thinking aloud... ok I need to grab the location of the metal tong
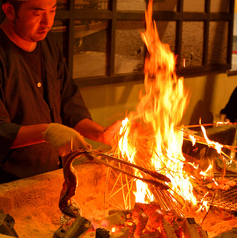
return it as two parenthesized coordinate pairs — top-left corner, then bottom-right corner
(75, 150), (171, 190)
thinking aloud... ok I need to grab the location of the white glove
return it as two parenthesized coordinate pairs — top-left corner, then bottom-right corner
(42, 123), (92, 157)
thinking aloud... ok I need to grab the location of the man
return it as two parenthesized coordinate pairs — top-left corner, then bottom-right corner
(220, 87), (237, 123)
(0, 0), (121, 183)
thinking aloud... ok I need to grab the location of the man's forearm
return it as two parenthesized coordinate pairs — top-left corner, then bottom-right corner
(11, 124), (49, 149)
(74, 118), (122, 145)
(10, 118), (121, 149)
(74, 118), (107, 144)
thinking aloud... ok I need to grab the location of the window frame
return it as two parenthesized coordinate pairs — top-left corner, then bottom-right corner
(54, 0), (235, 86)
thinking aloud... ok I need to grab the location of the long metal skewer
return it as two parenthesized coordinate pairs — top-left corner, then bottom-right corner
(69, 150), (170, 190)
(86, 152), (169, 190)
(94, 152), (171, 182)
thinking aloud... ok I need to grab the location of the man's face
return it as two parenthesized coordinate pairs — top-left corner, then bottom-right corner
(13, 0), (57, 42)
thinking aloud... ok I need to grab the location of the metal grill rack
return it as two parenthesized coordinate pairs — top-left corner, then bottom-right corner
(198, 173), (237, 211)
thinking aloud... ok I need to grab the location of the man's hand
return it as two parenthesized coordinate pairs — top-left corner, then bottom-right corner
(74, 118), (123, 146)
(103, 120), (123, 145)
(42, 123), (91, 157)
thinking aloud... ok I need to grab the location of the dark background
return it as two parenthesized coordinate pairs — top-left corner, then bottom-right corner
(0, 0), (3, 24)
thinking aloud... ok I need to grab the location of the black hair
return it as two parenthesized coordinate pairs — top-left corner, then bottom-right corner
(3, 0), (26, 14)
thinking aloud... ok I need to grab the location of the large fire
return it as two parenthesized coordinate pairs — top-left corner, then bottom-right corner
(111, 0), (234, 212)
(112, 0), (194, 207)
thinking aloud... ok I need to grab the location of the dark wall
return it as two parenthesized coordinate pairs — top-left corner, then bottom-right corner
(0, 0), (4, 24)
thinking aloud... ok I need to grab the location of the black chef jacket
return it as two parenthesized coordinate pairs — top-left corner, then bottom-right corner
(0, 29), (92, 179)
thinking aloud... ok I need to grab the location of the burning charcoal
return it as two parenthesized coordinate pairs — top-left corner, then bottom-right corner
(134, 202), (162, 217)
(170, 221), (184, 238)
(132, 205), (143, 219)
(133, 202), (172, 234)
(110, 227), (130, 238)
(196, 224), (208, 238)
(99, 212), (126, 231)
(142, 229), (162, 238)
(164, 211), (178, 223)
(145, 210), (163, 232)
(160, 218), (177, 238)
(183, 218), (201, 238)
(124, 219), (136, 237)
(132, 206), (144, 220)
(53, 215), (91, 238)
(96, 228), (110, 238)
(132, 211), (148, 238)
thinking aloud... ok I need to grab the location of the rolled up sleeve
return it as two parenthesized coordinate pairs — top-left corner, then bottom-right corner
(0, 120), (21, 165)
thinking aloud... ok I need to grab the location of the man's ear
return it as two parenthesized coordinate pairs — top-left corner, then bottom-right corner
(2, 3), (16, 20)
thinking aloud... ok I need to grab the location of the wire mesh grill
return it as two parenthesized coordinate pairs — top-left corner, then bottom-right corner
(197, 173), (237, 211)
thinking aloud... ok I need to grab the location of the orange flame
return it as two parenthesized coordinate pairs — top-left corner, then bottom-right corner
(113, 0), (198, 206)
(201, 125), (223, 154)
(112, 0), (232, 210)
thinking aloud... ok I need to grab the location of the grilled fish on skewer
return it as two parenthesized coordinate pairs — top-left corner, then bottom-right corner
(59, 150), (85, 218)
